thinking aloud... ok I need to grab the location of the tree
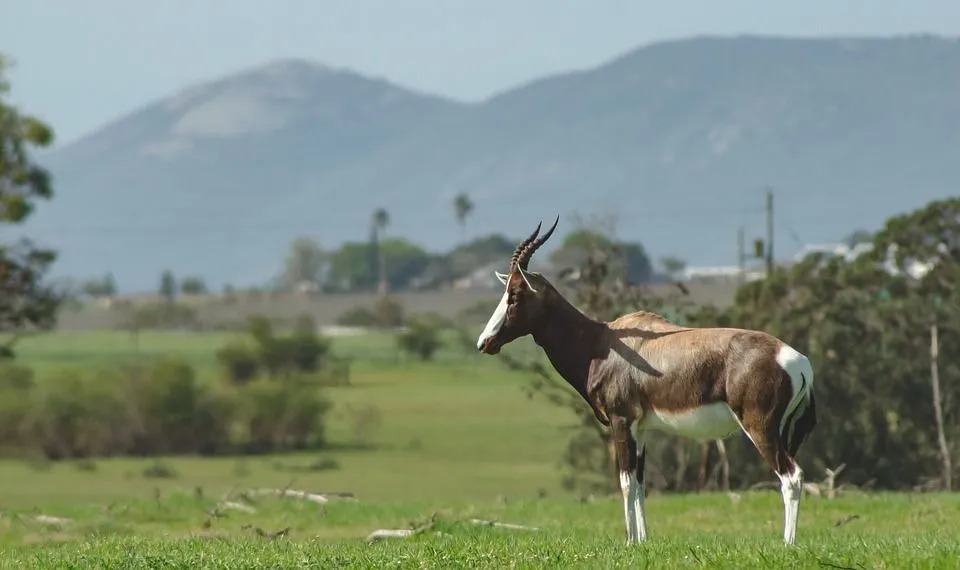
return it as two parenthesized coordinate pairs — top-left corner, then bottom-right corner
(549, 228), (653, 284)
(280, 236), (326, 290)
(180, 275), (207, 295)
(159, 270), (177, 303)
(723, 197), (960, 490)
(843, 229), (874, 248)
(328, 238), (430, 292)
(371, 208), (390, 294)
(452, 192), (474, 243)
(81, 273), (117, 298)
(659, 256), (687, 277)
(0, 55), (61, 357)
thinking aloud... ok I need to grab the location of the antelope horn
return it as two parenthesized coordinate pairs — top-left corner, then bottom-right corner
(518, 215), (559, 270)
(509, 221), (542, 272)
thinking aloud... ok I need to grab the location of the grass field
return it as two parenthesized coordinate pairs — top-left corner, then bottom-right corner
(3, 331), (959, 567)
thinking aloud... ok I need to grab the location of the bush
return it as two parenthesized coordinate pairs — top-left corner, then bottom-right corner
(1, 354), (333, 460)
(0, 363), (35, 453)
(216, 342), (260, 385)
(397, 314), (445, 361)
(27, 369), (133, 459)
(239, 380), (331, 453)
(336, 305), (379, 327)
(241, 313), (332, 379)
(134, 359), (234, 455)
(336, 296), (405, 329)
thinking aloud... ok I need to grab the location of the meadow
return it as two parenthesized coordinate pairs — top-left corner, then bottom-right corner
(2, 330), (958, 568)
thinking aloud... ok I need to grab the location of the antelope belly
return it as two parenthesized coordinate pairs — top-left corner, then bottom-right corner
(641, 403), (740, 441)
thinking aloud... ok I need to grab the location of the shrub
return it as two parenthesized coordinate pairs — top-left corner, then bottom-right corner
(397, 315), (444, 361)
(373, 295), (405, 327)
(142, 461), (178, 479)
(0, 363), (35, 454)
(232, 313), (332, 379)
(0, 362), (35, 391)
(336, 306), (379, 327)
(27, 369), (133, 459)
(336, 296), (405, 329)
(216, 342), (260, 385)
(239, 380), (331, 453)
(131, 359), (234, 455)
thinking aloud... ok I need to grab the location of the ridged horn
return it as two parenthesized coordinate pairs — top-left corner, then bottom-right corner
(509, 221), (542, 272)
(518, 215), (559, 270)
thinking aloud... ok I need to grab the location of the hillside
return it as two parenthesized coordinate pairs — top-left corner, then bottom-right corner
(26, 35), (960, 291)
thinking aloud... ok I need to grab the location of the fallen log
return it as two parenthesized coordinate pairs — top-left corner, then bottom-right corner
(245, 488), (356, 504)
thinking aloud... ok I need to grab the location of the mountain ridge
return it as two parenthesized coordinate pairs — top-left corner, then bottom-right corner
(26, 34), (960, 292)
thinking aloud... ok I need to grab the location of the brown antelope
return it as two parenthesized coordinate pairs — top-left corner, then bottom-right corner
(476, 218), (817, 545)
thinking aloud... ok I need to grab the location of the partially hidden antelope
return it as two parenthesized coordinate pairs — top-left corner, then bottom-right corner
(476, 218), (817, 545)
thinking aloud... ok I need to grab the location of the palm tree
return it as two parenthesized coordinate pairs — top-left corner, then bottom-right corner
(371, 208), (390, 294)
(453, 192), (474, 244)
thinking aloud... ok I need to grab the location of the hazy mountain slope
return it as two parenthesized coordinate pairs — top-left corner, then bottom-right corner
(30, 36), (960, 291)
(28, 59), (465, 290)
(304, 35), (960, 264)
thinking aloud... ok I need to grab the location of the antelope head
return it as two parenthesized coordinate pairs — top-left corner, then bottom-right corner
(476, 216), (560, 355)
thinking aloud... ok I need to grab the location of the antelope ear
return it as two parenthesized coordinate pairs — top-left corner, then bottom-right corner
(517, 267), (540, 293)
(494, 271), (509, 285)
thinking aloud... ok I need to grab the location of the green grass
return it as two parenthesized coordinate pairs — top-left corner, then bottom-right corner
(4, 331), (959, 567)
(2, 492), (958, 568)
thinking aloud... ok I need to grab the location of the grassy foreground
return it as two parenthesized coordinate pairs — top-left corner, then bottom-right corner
(2, 491), (958, 568)
(4, 331), (959, 567)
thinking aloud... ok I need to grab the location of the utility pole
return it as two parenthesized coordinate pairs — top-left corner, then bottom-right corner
(737, 226), (746, 283)
(765, 187), (774, 275)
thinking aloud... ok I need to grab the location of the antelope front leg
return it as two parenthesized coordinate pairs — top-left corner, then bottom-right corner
(631, 425), (648, 542)
(611, 416), (642, 544)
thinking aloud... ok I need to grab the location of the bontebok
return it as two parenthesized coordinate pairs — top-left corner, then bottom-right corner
(476, 218), (817, 545)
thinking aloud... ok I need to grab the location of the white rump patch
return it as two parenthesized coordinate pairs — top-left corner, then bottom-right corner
(640, 402), (741, 441)
(776, 344), (815, 434)
(476, 285), (509, 350)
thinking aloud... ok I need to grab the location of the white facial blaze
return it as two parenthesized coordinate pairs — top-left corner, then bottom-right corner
(476, 285), (509, 350)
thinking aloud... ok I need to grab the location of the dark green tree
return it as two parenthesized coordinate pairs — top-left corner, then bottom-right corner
(328, 238), (429, 292)
(371, 208), (390, 294)
(0, 55), (60, 358)
(179, 275), (207, 295)
(549, 228), (653, 284)
(452, 192), (474, 243)
(159, 270), (176, 303)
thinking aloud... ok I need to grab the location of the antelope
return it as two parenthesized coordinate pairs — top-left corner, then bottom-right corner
(476, 218), (817, 545)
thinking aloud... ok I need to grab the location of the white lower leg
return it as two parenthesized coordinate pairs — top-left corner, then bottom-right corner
(778, 465), (804, 545)
(631, 427), (648, 542)
(619, 471), (639, 543)
(632, 478), (647, 541)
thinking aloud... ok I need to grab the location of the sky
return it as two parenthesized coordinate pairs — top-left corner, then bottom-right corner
(3, 0), (960, 147)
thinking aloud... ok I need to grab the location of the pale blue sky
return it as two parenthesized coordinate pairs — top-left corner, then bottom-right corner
(4, 0), (959, 146)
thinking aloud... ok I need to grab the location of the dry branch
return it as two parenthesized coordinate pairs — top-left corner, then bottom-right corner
(32, 514), (71, 526)
(245, 488), (356, 505)
(365, 529), (417, 541)
(219, 501), (256, 514)
(241, 524), (291, 540)
(468, 518), (539, 531)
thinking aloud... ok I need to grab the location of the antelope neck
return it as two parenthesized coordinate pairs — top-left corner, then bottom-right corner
(530, 294), (606, 403)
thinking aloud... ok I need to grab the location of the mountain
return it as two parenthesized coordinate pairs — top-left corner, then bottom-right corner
(27, 35), (960, 291)
(27, 59), (465, 290)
